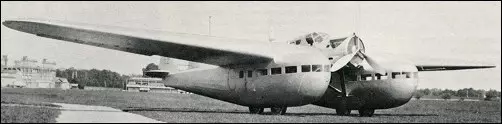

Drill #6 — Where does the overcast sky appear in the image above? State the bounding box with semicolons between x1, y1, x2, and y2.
1;1;500;90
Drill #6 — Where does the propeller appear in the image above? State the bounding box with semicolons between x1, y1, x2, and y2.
360;52;386;74
329;34;385;74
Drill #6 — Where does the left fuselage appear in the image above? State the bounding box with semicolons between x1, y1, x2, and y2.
163;46;331;107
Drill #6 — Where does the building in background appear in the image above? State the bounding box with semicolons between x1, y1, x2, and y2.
125;77;187;93
1;55;57;88
54;77;70;89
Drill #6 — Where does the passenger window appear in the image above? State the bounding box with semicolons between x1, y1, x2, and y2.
361;74;372;81
257;69;268;76
271;67;282;75
312;65;322;72
301;65;311;72
376;73;387;80
285;66;297;73
239;71;244;78
392;72;401;79
324;65;331;72
248;70;253;77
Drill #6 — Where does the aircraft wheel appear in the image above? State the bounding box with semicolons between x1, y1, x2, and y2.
358;109;375;117
336;108;351;116
249;107;264;114
270;107;287;115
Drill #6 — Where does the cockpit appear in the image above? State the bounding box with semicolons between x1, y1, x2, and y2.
288;32;365;54
288;32;330;47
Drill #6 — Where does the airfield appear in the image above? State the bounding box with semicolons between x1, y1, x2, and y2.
1;88;500;123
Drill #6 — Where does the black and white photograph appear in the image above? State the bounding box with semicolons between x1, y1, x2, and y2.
1;1;500;123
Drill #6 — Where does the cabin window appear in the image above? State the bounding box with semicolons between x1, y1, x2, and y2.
312;65;322;72
239;71;244;78
391;72;401;79
376;73;388;80
324;65;331;72
257;69;268;76
271;67;282;75
361;74;372;81
285;66;297;73
301;65;311;72
248;70;253;77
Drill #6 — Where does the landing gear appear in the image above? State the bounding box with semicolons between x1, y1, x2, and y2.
358;109;375;117
249;107;264;114
336;108;351;116
270;107;287;115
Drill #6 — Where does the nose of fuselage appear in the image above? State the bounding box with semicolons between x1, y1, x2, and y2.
296;72;331;105
349;77;418;109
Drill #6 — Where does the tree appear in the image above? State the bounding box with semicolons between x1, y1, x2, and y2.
442;89;457;97
142;63;159;77
414;91;425;100
422;88;431;96
485;90;501;101
441;93;452;100
431;88;443;96
143;63;159;71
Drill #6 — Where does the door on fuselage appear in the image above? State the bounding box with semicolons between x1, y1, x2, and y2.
228;68;252;94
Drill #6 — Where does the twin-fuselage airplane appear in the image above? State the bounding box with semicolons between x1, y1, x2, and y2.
2;19;495;117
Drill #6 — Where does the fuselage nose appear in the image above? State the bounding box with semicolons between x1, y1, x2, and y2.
288;72;331;105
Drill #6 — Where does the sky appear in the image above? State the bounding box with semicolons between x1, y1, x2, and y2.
1;1;500;90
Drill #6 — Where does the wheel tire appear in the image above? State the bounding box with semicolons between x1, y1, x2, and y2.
270;107;287;115
249;107;264;114
358;109;375;117
336;108;351;116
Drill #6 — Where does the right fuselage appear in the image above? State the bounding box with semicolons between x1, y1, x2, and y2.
312;61;419;110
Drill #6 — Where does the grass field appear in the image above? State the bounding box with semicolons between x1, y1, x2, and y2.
1;104;60;123
1;88;500;123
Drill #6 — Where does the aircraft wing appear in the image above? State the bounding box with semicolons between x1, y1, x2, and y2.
416;65;495;71
2;19;274;66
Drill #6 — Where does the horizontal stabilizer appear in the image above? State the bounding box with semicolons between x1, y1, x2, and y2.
416;65;495;71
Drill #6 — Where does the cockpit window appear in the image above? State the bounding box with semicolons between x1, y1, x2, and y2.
306;37;314;46
329;37;347;49
288;32;330;46
295;40;301;45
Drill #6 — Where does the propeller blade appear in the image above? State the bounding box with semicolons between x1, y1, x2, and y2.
360;52;386;74
330;49;359;72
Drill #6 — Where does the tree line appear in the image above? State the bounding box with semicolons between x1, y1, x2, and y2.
56;67;130;89
414;88;501;101
55;63;159;89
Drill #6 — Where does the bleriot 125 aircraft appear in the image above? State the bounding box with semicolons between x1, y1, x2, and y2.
2;19;495;117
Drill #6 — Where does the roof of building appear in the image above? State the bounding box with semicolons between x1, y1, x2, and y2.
129;77;163;81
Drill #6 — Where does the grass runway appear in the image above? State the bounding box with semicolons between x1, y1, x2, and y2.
1;88;500;123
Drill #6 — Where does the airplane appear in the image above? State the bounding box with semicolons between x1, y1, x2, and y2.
2;19;495;117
